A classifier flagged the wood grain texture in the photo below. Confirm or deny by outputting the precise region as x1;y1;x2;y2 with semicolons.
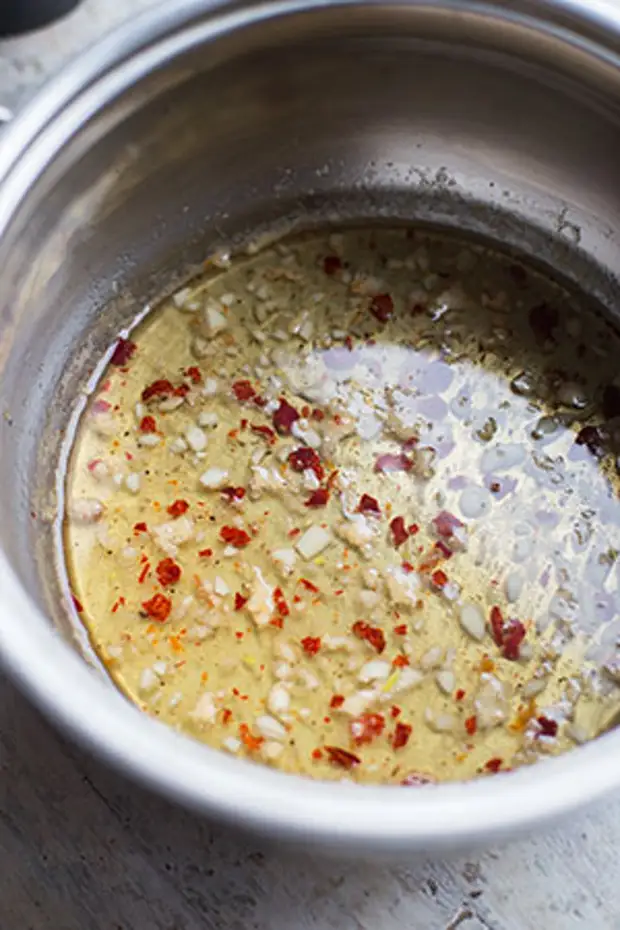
1;2;620;926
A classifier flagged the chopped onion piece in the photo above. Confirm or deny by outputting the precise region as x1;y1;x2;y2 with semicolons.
189;692;217;723
255;714;287;741
186;425;208;453
247;567;276;627
459;603;486;641
358;660;391;683
271;548;297;576
267;682;291;716
295;526;333;560
203;301;228;337
200;467;229;489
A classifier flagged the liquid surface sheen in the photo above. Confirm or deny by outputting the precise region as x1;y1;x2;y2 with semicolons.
65;228;620;784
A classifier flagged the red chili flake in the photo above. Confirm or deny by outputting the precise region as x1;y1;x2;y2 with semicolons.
330;694;345;709
305;488;330;508
198;548;213;558
299;578;319;593
288;447;324;480
92;399;111;413
465;715;478;736
323;255;342;275
401;772;435;786
434;540;453;560
221;486;246;503
393;623;408;635
273;586;290;618
325;746;361;770
392;654;409;667
374;453;414;474
485;757;503;773
133;521;148;534
326;470;340;490
431;569;448;588
139;415;157;433
219;525;251;548
575;424;606;458
344;335;353;351
537;715;558;738
141;379;175;402
239;723;263;752
222;708;233;724
184;366;202;384
269;617;284;629
357;493;381;516
389;516;409;547
87;458;103;473
234;593;248;611
138;563;150;584
167;499;189;517
273;398;300;434
502;619;526;660
491;608;526;660
352;620;386;654
417;548;443;574
392;721;412;750
311;748;323;761
301;636;321;655
350;712;385;746
174;383;190;397
288;528;301;538
71;594;84;613
432;510;464;541
251;423;276;443
232;380;255;402
401;561;414;574
370;293;394;323
490;606;505;646
408;523;420;536
111;596;126;614
142;593;172;623
311;408;325;422
110;338;137;366
156;558;182;586
455;689;466;702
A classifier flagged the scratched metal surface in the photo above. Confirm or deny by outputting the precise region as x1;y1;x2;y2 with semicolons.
1;2;620;927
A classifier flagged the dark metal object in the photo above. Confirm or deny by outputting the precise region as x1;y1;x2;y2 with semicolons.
0;0;81;37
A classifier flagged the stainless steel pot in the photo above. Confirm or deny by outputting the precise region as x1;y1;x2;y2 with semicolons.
2;0;620;855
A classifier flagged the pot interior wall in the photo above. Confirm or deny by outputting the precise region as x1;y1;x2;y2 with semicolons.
1;2;620;670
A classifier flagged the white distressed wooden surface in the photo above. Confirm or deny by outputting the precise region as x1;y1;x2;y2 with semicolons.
1;3;620;927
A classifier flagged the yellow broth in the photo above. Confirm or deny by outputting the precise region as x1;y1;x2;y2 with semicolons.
65;228;620;783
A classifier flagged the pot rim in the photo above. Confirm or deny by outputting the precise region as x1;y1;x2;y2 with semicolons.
2;0;620;850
